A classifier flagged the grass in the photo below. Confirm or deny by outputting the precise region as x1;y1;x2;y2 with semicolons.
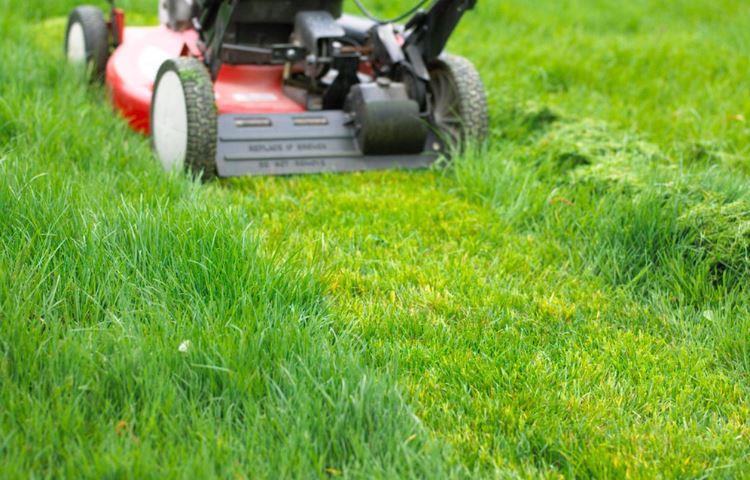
1;0;750;477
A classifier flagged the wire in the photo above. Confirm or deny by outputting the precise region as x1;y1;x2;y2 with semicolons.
352;0;431;24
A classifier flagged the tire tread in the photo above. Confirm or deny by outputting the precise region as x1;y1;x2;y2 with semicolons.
66;6;109;81
152;57;218;181
431;54;489;144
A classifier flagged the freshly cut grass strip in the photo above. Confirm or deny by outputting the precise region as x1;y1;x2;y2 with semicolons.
226;164;750;477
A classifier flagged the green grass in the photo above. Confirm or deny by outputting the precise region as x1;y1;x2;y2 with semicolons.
2;0;750;478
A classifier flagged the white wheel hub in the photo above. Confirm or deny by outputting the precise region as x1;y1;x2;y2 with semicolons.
152;69;189;172
66;22;87;64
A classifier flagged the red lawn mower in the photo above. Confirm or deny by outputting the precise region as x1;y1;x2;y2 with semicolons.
65;0;488;178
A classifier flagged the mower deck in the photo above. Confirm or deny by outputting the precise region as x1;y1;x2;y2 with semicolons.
107;26;305;133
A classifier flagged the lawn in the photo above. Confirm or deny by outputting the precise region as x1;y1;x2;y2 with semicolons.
1;0;750;478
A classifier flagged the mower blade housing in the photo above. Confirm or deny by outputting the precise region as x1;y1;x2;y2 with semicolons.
215;111;437;176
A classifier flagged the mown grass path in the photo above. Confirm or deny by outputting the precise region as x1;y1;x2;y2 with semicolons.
222;166;749;477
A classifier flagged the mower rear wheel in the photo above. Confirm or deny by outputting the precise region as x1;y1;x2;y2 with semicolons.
428;54;489;149
151;57;218;181
65;6;109;81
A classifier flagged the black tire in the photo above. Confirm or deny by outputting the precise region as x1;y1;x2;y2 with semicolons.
427;54;489;148
150;57;218;181
65;6;110;81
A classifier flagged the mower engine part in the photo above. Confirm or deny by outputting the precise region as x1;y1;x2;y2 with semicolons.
293;11;345;59
158;0;198;32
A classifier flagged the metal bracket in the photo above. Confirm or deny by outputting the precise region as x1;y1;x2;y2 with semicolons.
404;0;478;64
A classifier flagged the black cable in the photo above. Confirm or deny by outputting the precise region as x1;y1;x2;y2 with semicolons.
352;0;431;24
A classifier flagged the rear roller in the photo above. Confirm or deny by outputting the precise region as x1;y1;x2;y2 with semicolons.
150;57;218;181
428;54;489;149
65;6;110;81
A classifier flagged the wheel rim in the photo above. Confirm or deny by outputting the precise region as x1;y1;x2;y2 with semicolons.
66;22;87;65
430;66;463;144
152;70;189;172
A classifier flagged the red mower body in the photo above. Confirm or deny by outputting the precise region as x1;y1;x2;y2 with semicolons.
106;25;304;134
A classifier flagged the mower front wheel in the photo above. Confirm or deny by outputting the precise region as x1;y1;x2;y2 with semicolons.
150;58;218;181
428;54;489;149
65;6;109;80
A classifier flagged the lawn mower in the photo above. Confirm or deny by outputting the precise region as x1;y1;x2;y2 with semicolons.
64;0;488;178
